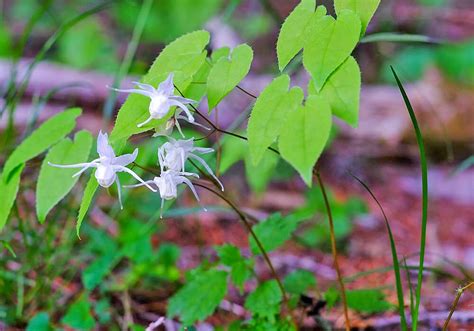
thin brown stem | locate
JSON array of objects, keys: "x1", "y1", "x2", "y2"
[
  {"x1": 236, "y1": 85, "x2": 257, "y2": 99},
  {"x1": 314, "y1": 171, "x2": 351, "y2": 331},
  {"x1": 443, "y1": 282, "x2": 474, "y2": 331}
]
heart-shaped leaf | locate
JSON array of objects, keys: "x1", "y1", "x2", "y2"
[
  {"x1": 303, "y1": 10, "x2": 361, "y2": 92},
  {"x1": 276, "y1": 0, "x2": 327, "y2": 71},
  {"x1": 207, "y1": 43, "x2": 253, "y2": 111},
  {"x1": 36, "y1": 130, "x2": 93, "y2": 223},
  {"x1": 334, "y1": 0, "x2": 380, "y2": 36},
  {"x1": 309, "y1": 56, "x2": 361, "y2": 127},
  {"x1": 279, "y1": 96, "x2": 332, "y2": 185},
  {"x1": 247, "y1": 74, "x2": 303, "y2": 165}
]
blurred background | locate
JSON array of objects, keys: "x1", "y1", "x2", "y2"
[{"x1": 0, "y1": 0, "x2": 473, "y2": 329}]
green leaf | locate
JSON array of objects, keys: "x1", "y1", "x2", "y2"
[
  {"x1": 216, "y1": 244, "x2": 252, "y2": 291},
  {"x1": 302, "y1": 10, "x2": 361, "y2": 92},
  {"x1": 309, "y1": 56, "x2": 361, "y2": 127},
  {"x1": 76, "y1": 176, "x2": 99, "y2": 237},
  {"x1": 0, "y1": 164, "x2": 25, "y2": 231},
  {"x1": 278, "y1": 96, "x2": 332, "y2": 185},
  {"x1": 168, "y1": 269, "x2": 228, "y2": 326},
  {"x1": 219, "y1": 135, "x2": 248, "y2": 174},
  {"x1": 2, "y1": 108, "x2": 81, "y2": 180},
  {"x1": 244, "y1": 280, "x2": 282, "y2": 322},
  {"x1": 334, "y1": 0, "x2": 380, "y2": 36},
  {"x1": 249, "y1": 213, "x2": 303, "y2": 254},
  {"x1": 82, "y1": 252, "x2": 122, "y2": 291},
  {"x1": 211, "y1": 47, "x2": 230, "y2": 62},
  {"x1": 283, "y1": 269, "x2": 316, "y2": 295},
  {"x1": 207, "y1": 43, "x2": 253, "y2": 111},
  {"x1": 26, "y1": 312, "x2": 52, "y2": 331},
  {"x1": 36, "y1": 130, "x2": 93, "y2": 222},
  {"x1": 110, "y1": 30, "x2": 210, "y2": 141},
  {"x1": 346, "y1": 289, "x2": 392, "y2": 313},
  {"x1": 244, "y1": 151, "x2": 279, "y2": 193},
  {"x1": 247, "y1": 75, "x2": 303, "y2": 165},
  {"x1": 276, "y1": 0, "x2": 327, "y2": 71},
  {"x1": 61, "y1": 294, "x2": 96, "y2": 330}
]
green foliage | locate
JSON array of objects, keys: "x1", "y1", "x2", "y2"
[
  {"x1": 0, "y1": 20, "x2": 12, "y2": 57},
  {"x1": 310, "y1": 56, "x2": 361, "y2": 127},
  {"x1": 303, "y1": 10, "x2": 361, "y2": 92},
  {"x1": 216, "y1": 244, "x2": 253, "y2": 291},
  {"x1": 26, "y1": 312, "x2": 52, "y2": 331},
  {"x1": 436, "y1": 40, "x2": 474, "y2": 85},
  {"x1": 61, "y1": 294, "x2": 96, "y2": 330},
  {"x1": 82, "y1": 252, "x2": 122, "y2": 291},
  {"x1": 110, "y1": 30, "x2": 210, "y2": 141},
  {"x1": 168, "y1": 269, "x2": 228, "y2": 326},
  {"x1": 381, "y1": 46, "x2": 435, "y2": 83},
  {"x1": 207, "y1": 43, "x2": 253, "y2": 111},
  {"x1": 244, "y1": 280, "x2": 282, "y2": 322},
  {"x1": 283, "y1": 269, "x2": 316, "y2": 295},
  {"x1": 346, "y1": 289, "x2": 392, "y2": 313},
  {"x1": 334, "y1": 0, "x2": 380, "y2": 36},
  {"x1": 0, "y1": 164, "x2": 25, "y2": 231},
  {"x1": 36, "y1": 130, "x2": 93, "y2": 222},
  {"x1": 247, "y1": 74, "x2": 303, "y2": 165},
  {"x1": 114, "y1": 0, "x2": 222, "y2": 43},
  {"x1": 2, "y1": 108, "x2": 81, "y2": 180},
  {"x1": 276, "y1": 0, "x2": 326, "y2": 71},
  {"x1": 57, "y1": 17, "x2": 117, "y2": 71},
  {"x1": 279, "y1": 96, "x2": 332, "y2": 185},
  {"x1": 249, "y1": 213, "x2": 303, "y2": 254},
  {"x1": 76, "y1": 177, "x2": 99, "y2": 237},
  {"x1": 219, "y1": 135, "x2": 279, "y2": 193}
]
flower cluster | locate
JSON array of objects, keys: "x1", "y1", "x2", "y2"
[{"x1": 50, "y1": 73, "x2": 223, "y2": 217}]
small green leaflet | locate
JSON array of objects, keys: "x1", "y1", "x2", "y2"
[
  {"x1": 334, "y1": 0, "x2": 381, "y2": 36},
  {"x1": 110, "y1": 30, "x2": 210, "y2": 142},
  {"x1": 26, "y1": 312, "x2": 52, "y2": 331},
  {"x1": 249, "y1": 213, "x2": 304, "y2": 254},
  {"x1": 216, "y1": 244, "x2": 252, "y2": 292},
  {"x1": 76, "y1": 176, "x2": 99, "y2": 237},
  {"x1": 279, "y1": 96, "x2": 332, "y2": 185},
  {"x1": 61, "y1": 294, "x2": 96, "y2": 330},
  {"x1": 2, "y1": 108, "x2": 81, "y2": 180},
  {"x1": 283, "y1": 269, "x2": 317, "y2": 295},
  {"x1": 0, "y1": 164, "x2": 25, "y2": 231},
  {"x1": 302, "y1": 10, "x2": 361, "y2": 92},
  {"x1": 167, "y1": 269, "x2": 228, "y2": 326},
  {"x1": 207, "y1": 43, "x2": 253, "y2": 111},
  {"x1": 346, "y1": 289, "x2": 392, "y2": 313},
  {"x1": 244, "y1": 280, "x2": 282, "y2": 322},
  {"x1": 309, "y1": 56, "x2": 361, "y2": 127},
  {"x1": 247, "y1": 74, "x2": 303, "y2": 165},
  {"x1": 276, "y1": 0, "x2": 327, "y2": 71},
  {"x1": 36, "y1": 130, "x2": 93, "y2": 223}
]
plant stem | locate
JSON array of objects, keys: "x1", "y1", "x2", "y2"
[
  {"x1": 314, "y1": 171, "x2": 351, "y2": 331},
  {"x1": 443, "y1": 282, "x2": 474, "y2": 331}
]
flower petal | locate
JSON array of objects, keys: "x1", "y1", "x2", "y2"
[
  {"x1": 97, "y1": 131, "x2": 115, "y2": 159},
  {"x1": 113, "y1": 148, "x2": 138, "y2": 167},
  {"x1": 157, "y1": 73, "x2": 175, "y2": 96}
]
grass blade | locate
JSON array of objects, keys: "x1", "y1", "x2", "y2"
[
  {"x1": 350, "y1": 172, "x2": 408, "y2": 330},
  {"x1": 361, "y1": 33, "x2": 440, "y2": 44},
  {"x1": 391, "y1": 66, "x2": 429, "y2": 331}
]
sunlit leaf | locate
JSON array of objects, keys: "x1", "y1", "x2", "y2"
[
  {"x1": 276, "y1": 0, "x2": 327, "y2": 71},
  {"x1": 302, "y1": 10, "x2": 360, "y2": 92},
  {"x1": 0, "y1": 164, "x2": 25, "y2": 231},
  {"x1": 247, "y1": 74, "x2": 303, "y2": 165},
  {"x1": 278, "y1": 96, "x2": 332, "y2": 185},
  {"x1": 207, "y1": 43, "x2": 253, "y2": 111},
  {"x1": 61, "y1": 294, "x2": 96, "y2": 330},
  {"x1": 36, "y1": 130, "x2": 93, "y2": 222},
  {"x1": 2, "y1": 108, "x2": 81, "y2": 180},
  {"x1": 309, "y1": 56, "x2": 361, "y2": 127},
  {"x1": 334, "y1": 0, "x2": 380, "y2": 36}
]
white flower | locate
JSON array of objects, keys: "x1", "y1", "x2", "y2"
[
  {"x1": 125, "y1": 170, "x2": 203, "y2": 218},
  {"x1": 158, "y1": 137, "x2": 224, "y2": 191},
  {"x1": 112, "y1": 73, "x2": 197, "y2": 128},
  {"x1": 48, "y1": 131, "x2": 156, "y2": 209}
]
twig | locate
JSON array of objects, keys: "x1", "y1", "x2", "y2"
[
  {"x1": 314, "y1": 171, "x2": 351, "y2": 331},
  {"x1": 443, "y1": 282, "x2": 474, "y2": 331}
]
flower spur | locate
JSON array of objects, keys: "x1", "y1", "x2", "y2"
[
  {"x1": 158, "y1": 137, "x2": 224, "y2": 191},
  {"x1": 48, "y1": 131, "x2": 156, "y2": 209},
  {"x1": 125, "y1": 170, "x2": 204, "y2": 218},
  {"x1": 111, "y1": 73, "x2": 197, "y2": 128}
]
